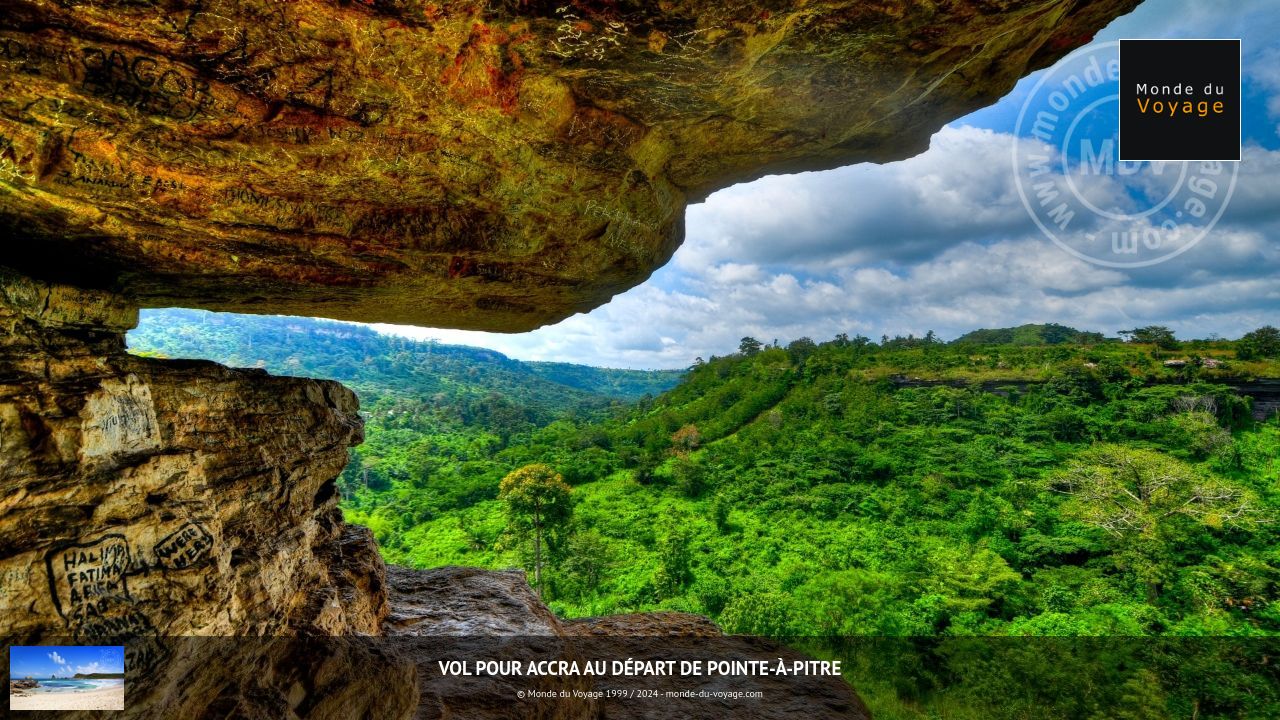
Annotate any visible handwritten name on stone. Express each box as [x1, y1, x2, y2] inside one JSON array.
[[153, 522, 214, 570], [77, 609, 166, 673], [78, 607, 153, 641], [79, 375, 161, 459], [45, 534, 132, 622]]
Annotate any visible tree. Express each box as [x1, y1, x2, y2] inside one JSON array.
[[1050, 445, 1263, 599], [1237, 325, 1280, 360], [739, 336, 762, 355], [786, 336, 818, 364], [718, 592, 795, 636], [1092, 669, 1169, 720], [1167, 410, 1232, 461], [499, 464, 572, 596], [670, 423, 702, 452], [654, 522, 693, 598], [1119, 326, 1179, 350], [708, 494, 730, 532], [671, 454, 707, 497], [559, 530, 609, 600]]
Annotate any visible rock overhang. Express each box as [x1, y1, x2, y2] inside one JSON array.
[[0, 0, 1140, 331]]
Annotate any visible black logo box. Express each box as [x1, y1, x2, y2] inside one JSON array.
[[1119, 39, 1241, 162]]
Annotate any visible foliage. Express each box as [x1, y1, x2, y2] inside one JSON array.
[[127, 308, 682, 503], [1237, 326, 1280, 360], [954, 323, 1106, 346], [342, 332, 1278, 718], [131, 312, 1280, 719], [1053, 445, 1261, 537], [499, 464, 573, 593], [336, 333, 1279, 644], [1120, 325, 1180, 350]]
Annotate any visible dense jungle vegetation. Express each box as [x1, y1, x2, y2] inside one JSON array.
[[130, 314, 1280, 719]]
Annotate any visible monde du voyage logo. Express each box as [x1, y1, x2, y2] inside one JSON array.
[[1013, 39, 1242, 268], [1120, 39, 1241, 162]]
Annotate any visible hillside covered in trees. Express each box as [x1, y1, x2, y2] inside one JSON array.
[[130, 315, 1280, 718], [128, 309, 684, 496], [345, 326, 1280, 718], [952, 323, 1106, 346]]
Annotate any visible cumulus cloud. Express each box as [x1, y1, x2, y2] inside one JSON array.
[[676, 126, 1038, 271], [370, 2, 1280, 369], [48, 651, 65, 665], [1248, 46, 1280, 126], [377, 136, 1280, 369]]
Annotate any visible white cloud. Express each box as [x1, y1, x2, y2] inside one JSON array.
[[74, 661, 110, 675], [365, 0, 1280, 370], [48, 651, 65, 665], [374, 135, 1280, 369], [675, 126, 1040, 272]]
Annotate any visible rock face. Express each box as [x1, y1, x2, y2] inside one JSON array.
[[0, 268, 378, 643], [1228, 379, 1280, 421], [0, 0, 1137, 330], [891, 375, 1280, 421], [0, 2, 1142, 716], [385, 566, 597, 720], [0, 268, 415, 717]]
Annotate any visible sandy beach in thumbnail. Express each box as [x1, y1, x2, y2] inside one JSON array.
[[9, 681, 125, 711]]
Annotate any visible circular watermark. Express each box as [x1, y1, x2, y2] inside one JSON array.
[[1012, 41, 1237, 268]]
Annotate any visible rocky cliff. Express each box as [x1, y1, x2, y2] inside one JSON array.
[[891, 376, 1280, 421], [0, 0, 1137, 330], [0, 272, 873, 718], [0, 1, 1142, 717], [0, 269, 378, 643], [0, 268, 414, 716]]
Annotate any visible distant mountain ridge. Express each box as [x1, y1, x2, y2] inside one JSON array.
[[525, 361, 680, 399], [952, 323, 1108, 346], [129, 310, 686, 498], [128, 309, 683, 408]]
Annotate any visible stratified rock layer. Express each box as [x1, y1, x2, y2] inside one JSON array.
[[0, 268, 377, 642], [0, 268, 414, 717], [0, 0, 1137, 330], [385, 566, 597, 720]]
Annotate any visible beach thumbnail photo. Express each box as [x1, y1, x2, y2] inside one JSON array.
[[8, 645, 125, 711]]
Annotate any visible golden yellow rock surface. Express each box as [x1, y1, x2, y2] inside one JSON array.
[[0, 0, 1137, 330]]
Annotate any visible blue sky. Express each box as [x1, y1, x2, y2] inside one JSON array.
[[9, 646, 124, 678], [361, 0, 1280, 368]]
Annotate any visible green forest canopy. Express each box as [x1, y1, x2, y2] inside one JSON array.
[[129, 314, 1280, 719]]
